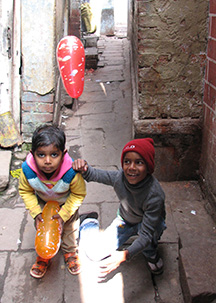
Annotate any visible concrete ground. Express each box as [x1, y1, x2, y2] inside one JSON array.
[[0, 34, 216, 303]]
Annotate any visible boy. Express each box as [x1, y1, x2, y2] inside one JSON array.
[[72, 138, 166, 277], [19, 124, 86, 278]]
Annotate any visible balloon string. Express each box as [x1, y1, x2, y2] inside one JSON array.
[[74, 98, 85, 158]]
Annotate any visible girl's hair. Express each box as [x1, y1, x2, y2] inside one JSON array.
[[31, 124, 66, 153]]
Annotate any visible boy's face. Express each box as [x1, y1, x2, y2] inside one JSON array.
[[122, 151, 148, 185], [32, 144, 65, 175]]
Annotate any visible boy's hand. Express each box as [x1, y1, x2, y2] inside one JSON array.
[[72, 159, 88, 173], [98, 250, 128, 278], [52, 214, 64, 234], [35, 213, 43, 230]]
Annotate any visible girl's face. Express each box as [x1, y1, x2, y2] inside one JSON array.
[[32, 144, 65, 175], [122, 151, 148, 185]]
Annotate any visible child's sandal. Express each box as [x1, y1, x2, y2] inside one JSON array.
[[30, 256, 50, 279], [146, 253, 164, 275], [64, 252, 81, 275]]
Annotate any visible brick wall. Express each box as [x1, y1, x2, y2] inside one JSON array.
[[22, 92, 54, 142], [135, 0, 208, 120], [129, 0, 208, 181], [200, 0, 216, 221]]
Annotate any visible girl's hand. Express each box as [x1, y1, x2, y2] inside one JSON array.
[[72, 159, 88, 173], [52, 214, 64, 234], [35, 213, 43, 230]]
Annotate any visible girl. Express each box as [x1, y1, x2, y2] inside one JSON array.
[[19, 124, 86, 278]]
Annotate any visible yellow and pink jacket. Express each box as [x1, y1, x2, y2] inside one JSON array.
[[19, 152, 86, 222]]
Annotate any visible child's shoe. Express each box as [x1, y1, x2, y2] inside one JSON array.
[[146, 253, 164, 275], [64, 252, 81, 275], [30, 256, 50, 278]]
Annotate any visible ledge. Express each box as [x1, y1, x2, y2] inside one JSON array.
[[134, 118, 202, 136]]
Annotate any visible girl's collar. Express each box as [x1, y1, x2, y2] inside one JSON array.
[[26, 152, 72, 180]]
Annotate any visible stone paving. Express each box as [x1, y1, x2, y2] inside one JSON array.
[[0, 34, 216, 303]]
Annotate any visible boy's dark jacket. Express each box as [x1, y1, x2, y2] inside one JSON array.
[[82, 164, 166, 259]]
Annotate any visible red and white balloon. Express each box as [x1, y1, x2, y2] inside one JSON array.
[[57, 36, 85, 99]]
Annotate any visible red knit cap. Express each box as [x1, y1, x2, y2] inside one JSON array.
[[121, 138, 155, 174]]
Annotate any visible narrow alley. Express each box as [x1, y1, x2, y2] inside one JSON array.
[[0, 33, 216, 303]]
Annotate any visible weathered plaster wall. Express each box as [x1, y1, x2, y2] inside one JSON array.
[[200, 0, 216, 222], [22, 0, 55, 95], [130, 0, 209, 181], [21, 0, 66, 141]]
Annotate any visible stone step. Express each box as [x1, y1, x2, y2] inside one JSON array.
[[83, 35, 99, 48], [85, 47, 98, 69]]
